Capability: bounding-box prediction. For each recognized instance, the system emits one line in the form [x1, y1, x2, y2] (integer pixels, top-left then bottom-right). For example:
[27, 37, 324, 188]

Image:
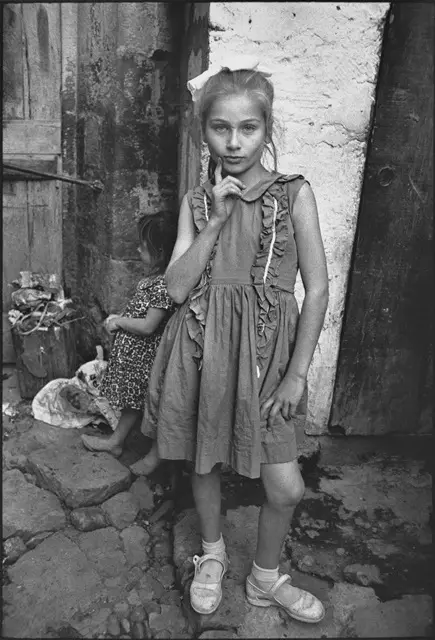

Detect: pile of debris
[8, 272, 82, 335]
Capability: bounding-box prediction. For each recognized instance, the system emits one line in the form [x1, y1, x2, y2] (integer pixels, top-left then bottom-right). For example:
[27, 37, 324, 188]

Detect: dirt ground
[2, 366, 433, 638]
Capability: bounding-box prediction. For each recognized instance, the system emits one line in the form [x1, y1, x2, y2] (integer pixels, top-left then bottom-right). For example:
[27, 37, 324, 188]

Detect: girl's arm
[285, 182, 329, 381]
[261, 182, 328, 424]
[164, 194, 220, 304]
[115, 308, 167, 336]
[166, 162, 245, 304]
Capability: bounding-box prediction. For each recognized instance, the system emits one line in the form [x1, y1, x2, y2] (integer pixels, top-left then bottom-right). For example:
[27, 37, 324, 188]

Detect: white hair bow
[187, 55, 273, 103]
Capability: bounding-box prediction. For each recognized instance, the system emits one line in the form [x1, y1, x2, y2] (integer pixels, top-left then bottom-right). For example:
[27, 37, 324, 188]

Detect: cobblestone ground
[2, 369, 433, 639]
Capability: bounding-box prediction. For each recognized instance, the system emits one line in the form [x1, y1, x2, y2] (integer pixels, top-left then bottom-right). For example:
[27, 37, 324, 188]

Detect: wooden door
[2, 3, 62, 363]
[330, 2, 433, 435]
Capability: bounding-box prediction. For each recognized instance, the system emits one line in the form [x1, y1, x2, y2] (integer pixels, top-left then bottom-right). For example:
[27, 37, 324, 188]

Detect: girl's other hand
[260, 373, 306, 429]
[104, 314, 121, 333]
[210, 157, 246, 225]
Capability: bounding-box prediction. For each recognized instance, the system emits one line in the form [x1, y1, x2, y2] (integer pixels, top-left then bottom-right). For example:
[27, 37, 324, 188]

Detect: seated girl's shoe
[190, 552, 229, 615]
[245, 573, 325, 624]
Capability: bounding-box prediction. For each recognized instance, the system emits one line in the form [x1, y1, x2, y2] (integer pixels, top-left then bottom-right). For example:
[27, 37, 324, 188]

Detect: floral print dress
[99, 275, 174, 411]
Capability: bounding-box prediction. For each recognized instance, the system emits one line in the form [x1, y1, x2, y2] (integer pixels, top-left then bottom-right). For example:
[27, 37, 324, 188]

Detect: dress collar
[202, 172, 284, 203]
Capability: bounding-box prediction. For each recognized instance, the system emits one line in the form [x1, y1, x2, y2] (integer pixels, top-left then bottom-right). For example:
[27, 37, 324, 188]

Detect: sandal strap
[269, 574, 292, 595]
[193, 552, 227, 573]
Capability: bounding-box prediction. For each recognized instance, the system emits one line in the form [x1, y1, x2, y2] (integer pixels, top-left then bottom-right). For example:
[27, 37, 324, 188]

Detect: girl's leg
[247, 460, 324, 622]
[190, 464, 228, 614]
[192, 463, 222, 543]
[256, 460, 304, 570]
[129, 439, 160, 475]
[81, 408, 141, 456]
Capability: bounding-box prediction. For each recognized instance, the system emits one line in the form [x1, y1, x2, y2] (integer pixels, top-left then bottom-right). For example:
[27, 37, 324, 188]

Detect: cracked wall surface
[72, 3, 183, 359]
[207, 2, 390, 433]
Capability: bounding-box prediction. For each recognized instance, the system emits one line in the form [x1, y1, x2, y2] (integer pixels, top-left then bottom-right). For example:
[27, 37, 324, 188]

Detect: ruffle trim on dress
[185, 186, 217, 370]
[185, 175, 304, 372]
[251, 175, 304, 374]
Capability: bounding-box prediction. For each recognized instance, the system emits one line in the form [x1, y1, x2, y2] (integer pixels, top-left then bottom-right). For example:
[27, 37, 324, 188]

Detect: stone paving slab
[3, 532, 103, 638]
[3, 468, 66, 541]
[101, 491, 140, 529]
[27, 445, 132, 508]
[353, 593, 433, 638]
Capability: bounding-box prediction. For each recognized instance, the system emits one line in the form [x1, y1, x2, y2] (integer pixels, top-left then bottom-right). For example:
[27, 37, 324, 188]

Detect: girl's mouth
[224, 156, 244, 164]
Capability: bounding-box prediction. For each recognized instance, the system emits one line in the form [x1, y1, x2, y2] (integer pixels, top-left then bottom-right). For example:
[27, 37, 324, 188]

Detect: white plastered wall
[205, 2, 390, 433]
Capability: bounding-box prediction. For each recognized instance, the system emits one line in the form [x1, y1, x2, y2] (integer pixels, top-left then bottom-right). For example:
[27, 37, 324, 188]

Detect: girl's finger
[224, 186, 242, 198]
[267, 401, 282, 428]
[222, 175, 246, 190]
[260, 396, 274, 418]
[282, 402, 291, 420]
[214, 158, 223, 184]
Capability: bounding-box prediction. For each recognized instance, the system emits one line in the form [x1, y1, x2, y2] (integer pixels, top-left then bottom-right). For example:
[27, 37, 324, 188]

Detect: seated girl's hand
[260, 373, 306, 429]
[104, 314, 121, 333]
[210, 158, 246, 225]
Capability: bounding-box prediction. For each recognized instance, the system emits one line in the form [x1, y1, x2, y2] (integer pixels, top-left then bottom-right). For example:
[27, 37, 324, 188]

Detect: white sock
[202, 534, 225, 557]
[251, 560, 279, 589]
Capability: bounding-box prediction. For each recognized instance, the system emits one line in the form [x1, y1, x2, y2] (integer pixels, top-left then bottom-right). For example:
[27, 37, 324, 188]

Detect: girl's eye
[213, 125, 227, 133]
[243, 125, 257, 133]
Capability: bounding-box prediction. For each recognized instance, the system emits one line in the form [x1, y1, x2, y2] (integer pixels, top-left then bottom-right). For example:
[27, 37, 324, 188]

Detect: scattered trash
[8, 271, 83, 336]
[2, 402, 19, 419]
[31, 347, 120, 430]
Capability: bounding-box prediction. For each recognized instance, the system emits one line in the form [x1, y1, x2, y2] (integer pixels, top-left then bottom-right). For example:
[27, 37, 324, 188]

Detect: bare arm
[284, 181, 329, 381]
[114, 308, 168, 336]
[261, 182, 328, 424]
[165, 195, 223, 304]
[166, 159, 246, 304]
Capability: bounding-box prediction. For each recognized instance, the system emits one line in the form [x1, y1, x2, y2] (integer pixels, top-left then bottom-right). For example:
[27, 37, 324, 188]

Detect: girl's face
[204, 93, 267, 179]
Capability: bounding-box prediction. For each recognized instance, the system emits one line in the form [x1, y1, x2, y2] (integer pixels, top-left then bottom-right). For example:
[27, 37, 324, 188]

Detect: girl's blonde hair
[198, 68, 278, 180]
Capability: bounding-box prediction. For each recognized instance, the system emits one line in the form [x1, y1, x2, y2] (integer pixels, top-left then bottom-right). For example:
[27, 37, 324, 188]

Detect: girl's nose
[227, 129, 241, 150]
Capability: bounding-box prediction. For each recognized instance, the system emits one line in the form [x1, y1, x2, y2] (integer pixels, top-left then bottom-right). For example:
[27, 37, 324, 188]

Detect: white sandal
[190, 552, 229, 615]
[246, 573, 325, 624]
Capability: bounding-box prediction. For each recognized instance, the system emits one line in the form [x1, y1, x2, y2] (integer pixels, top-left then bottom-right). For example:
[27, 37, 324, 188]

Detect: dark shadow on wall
[66, 2, 188, 362]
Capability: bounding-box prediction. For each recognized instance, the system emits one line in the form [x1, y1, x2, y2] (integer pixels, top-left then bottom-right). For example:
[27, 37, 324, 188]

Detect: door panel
[2, 3, 62, 363]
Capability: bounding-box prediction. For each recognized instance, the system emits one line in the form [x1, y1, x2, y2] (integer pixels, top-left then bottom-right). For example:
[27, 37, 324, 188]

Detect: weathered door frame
[330, 2, 433, 435]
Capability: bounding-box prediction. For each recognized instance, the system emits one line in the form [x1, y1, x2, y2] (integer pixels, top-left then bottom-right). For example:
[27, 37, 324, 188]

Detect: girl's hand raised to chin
[210, 157, 246, 225]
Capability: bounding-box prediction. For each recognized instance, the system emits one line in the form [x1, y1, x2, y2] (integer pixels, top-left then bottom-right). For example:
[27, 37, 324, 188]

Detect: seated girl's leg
[129, 439, 160, 475]
[81, 408, 141, 456]
[247, 460, 324, 623]
[190, 464, 228, 614]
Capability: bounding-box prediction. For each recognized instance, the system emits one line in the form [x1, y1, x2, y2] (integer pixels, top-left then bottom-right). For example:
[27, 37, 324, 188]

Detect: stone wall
[206, 2, 390, 432]
[72, 2, 183, 359]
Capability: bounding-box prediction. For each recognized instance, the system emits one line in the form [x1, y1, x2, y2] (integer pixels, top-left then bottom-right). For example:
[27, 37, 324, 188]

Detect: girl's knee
[269, 478, 305, 509]
[262, 461, 305, 509]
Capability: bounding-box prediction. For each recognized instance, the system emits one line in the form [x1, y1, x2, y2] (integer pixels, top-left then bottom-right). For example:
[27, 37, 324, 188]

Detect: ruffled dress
[99, 275, 173, 411]
[142, 173, 308, 479]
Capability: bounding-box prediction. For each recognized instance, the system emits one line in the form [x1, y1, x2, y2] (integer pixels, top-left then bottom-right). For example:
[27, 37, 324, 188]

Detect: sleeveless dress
[142, 173, 308, 479]
[99, 275, 174, 411]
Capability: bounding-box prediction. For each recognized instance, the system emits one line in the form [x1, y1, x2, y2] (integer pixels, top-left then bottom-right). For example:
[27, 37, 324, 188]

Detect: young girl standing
[142, 58, 329, 622]
[81, 212, 176, 465]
